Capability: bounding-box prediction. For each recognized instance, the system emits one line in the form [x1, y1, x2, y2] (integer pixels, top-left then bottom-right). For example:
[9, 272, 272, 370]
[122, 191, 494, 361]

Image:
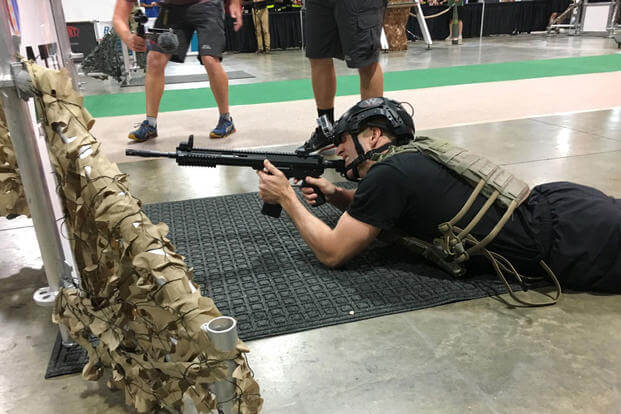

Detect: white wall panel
[61, 0, 118, 22]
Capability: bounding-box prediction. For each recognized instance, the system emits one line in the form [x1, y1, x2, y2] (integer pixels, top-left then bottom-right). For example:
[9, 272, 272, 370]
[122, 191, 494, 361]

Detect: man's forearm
[112, 1, 133, 43]
[330, 187, 356, 211]
[113, 18, 132, 43]
[281, 193, 340, 266]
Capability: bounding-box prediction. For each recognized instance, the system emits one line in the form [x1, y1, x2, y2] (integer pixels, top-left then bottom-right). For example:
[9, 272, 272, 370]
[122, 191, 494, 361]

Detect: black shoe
[295, 126, 332, 155]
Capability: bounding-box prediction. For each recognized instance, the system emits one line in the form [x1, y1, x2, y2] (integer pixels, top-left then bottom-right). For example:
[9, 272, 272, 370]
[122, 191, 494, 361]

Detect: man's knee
[310, 58, 334, 70]
[358, 62, 381, 79]
[147, 51, 169, 72]
[201, 55, 221, 70]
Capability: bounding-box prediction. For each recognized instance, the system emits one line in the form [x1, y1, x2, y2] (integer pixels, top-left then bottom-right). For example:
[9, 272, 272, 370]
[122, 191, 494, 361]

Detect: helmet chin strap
[343, 133, 393, 181]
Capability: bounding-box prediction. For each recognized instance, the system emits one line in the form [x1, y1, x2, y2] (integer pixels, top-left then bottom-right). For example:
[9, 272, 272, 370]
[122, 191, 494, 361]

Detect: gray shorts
[305, 0, 387, 69]
[150, 0, 225, 63]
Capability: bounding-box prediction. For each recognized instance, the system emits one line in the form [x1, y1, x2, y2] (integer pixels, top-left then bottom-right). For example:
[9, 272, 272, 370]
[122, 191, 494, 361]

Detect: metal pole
[0, 2, 76, 345]
[480, 0, 485, 39]
[300, 0, 305, 49]
[202, 317, 239, 414]
[575, 0, 585, 35]
[48, 0, 79, 90]
[120, 42, 133, 86]
[414, 0, 433, 49]
[300, 8, 304, 49]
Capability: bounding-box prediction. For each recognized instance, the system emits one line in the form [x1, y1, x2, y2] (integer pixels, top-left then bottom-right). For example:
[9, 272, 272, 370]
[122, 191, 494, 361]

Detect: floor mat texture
[142, 187, 518, 341]
[45, 334, 98, 379]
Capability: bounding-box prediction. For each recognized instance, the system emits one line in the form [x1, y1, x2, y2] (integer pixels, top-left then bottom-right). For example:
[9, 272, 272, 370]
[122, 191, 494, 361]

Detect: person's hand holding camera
[124, 34, 147, 52]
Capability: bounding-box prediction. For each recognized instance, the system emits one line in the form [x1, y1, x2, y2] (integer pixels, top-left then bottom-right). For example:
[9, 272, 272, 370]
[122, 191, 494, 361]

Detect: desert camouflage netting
[22, 61, 261, 413]
[81, 30, 128, 83]
[0, 103, 29, 217]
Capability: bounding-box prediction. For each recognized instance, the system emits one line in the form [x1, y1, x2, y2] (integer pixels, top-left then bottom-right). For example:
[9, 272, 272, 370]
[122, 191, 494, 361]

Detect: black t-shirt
[348, 152, 546, 271]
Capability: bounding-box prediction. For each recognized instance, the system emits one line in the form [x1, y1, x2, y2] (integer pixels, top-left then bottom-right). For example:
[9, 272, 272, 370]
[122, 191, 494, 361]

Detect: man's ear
[370, 127, 382, 147]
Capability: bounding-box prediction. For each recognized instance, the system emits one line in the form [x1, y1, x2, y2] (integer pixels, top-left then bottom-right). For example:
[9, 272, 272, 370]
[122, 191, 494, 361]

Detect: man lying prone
[257, 98, 621, 297]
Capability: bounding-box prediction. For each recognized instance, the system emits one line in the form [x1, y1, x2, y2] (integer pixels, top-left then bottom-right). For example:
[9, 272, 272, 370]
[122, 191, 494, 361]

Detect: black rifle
[125, 135, 346, 218]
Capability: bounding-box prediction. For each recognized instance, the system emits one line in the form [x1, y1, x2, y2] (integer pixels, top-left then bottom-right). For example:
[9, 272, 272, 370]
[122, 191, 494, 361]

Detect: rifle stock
[125, 135, 345, 218]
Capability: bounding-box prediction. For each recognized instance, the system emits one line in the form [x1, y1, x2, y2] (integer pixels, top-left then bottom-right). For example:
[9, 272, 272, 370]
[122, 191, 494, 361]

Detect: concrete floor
[1, 34, 620, 413]
[79, 34, 620, 96]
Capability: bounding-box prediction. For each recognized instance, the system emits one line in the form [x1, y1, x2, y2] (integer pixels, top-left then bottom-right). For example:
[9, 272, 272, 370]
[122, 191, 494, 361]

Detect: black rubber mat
[45, 333, 97, 379]
[142, 187, 521, 342]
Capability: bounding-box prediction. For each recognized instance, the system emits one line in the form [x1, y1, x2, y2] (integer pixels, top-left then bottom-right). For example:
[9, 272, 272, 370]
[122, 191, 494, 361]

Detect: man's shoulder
[371, 150, 436, 176]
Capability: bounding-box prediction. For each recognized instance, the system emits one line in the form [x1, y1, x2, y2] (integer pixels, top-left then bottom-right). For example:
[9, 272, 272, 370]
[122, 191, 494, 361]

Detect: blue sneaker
[128, 120, 157, 142]
[210, 114, 236, 139]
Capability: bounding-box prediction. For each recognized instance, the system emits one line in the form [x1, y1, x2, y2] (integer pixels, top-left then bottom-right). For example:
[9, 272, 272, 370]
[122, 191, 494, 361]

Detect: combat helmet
[329, 97, 415, 180]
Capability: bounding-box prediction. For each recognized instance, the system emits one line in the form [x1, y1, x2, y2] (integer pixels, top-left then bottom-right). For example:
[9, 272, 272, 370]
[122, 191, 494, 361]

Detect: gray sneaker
[128, 120, 158, 142]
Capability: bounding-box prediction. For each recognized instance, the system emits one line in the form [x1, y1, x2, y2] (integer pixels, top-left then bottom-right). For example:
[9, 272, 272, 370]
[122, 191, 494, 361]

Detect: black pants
[530, 182, 621, 293]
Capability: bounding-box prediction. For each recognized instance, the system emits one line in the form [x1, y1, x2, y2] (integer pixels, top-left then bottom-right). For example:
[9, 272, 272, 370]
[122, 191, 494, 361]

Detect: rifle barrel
[125, 149, 176, 159]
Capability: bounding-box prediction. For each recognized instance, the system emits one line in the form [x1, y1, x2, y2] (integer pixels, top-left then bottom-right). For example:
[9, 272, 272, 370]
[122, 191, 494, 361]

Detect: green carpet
[84, 54, 621, 118]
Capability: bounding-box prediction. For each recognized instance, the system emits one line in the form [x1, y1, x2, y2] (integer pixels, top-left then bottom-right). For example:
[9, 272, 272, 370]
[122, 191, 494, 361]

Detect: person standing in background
[113, 0, 242, 142]
[141, 0, 160, 18]
[252, 0, 270, 53]
[295, 0, 388, 155]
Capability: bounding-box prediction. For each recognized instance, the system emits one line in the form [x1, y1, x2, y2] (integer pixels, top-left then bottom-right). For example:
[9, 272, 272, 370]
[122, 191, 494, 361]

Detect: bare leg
[358, 62, 383, 100]
[310, 58, 336, 110]
[145, 51, 171, 118]
[201, 55, 229, 116]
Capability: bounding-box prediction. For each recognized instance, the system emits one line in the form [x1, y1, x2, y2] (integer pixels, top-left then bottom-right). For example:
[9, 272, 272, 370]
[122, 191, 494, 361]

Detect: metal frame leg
[300, 7, 305, 49]
[414, 0, 433, 49]
[48, 0, 79, 90]
[0, 0, 80, 347]
[480, 1, 485, 39]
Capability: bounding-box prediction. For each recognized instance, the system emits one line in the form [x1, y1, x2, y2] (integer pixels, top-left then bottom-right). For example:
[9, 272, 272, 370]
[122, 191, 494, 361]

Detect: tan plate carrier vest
[373, 137, 561, 306]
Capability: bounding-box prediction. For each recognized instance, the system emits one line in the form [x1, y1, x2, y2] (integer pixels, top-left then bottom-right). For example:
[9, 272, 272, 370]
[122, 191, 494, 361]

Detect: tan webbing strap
[457, 190, 499, 241]
[484, 250, 561, 307]
[446, 178, 486, 227]
[467, 199, 518, 257]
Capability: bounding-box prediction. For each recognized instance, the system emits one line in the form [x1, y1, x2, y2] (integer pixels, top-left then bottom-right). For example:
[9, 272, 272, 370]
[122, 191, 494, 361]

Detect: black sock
[317, 108, 334, 124]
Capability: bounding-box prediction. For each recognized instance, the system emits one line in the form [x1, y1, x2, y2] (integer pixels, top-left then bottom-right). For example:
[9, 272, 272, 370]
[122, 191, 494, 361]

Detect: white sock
[146, 116, 157, 128]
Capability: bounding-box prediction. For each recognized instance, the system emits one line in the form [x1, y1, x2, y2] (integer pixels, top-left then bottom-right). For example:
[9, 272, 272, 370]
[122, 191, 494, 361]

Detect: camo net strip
[0, 103, 29, 218]
[81, 6, 146, 83]
[24, 62, 261, 413]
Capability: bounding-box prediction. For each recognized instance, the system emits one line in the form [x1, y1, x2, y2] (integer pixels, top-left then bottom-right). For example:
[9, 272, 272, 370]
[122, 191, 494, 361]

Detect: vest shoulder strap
[376, 137, 530, 209]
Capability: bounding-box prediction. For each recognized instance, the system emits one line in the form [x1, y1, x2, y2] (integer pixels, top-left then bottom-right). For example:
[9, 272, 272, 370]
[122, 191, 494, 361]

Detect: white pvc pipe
[202, 317, 239, 414]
